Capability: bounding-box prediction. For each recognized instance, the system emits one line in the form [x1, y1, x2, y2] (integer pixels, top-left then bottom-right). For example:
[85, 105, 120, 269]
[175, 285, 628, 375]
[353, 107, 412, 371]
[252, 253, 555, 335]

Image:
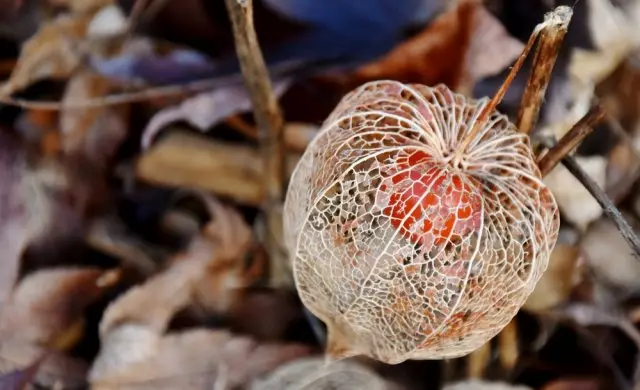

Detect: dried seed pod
[283, 80, 560, 364]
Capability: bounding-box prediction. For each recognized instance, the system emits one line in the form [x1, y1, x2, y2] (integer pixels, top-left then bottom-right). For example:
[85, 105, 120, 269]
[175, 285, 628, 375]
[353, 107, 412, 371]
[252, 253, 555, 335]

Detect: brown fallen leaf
[0, 267, 120, 347]
[0, 267, 119, 389]
[250, 357, 386, 390]
[0, 130, 30, 306]
[524, 243, 583, 312]
[1, 14, 89, 96]
[59, 69, 130, 168]
[135, 130, 299, 206]
[90, 329, 311, 390]
[89, 198, 309, 388]
[141, 79, 293, 150]
[176, 192, 259, 314]
[347, 0, 522, 93]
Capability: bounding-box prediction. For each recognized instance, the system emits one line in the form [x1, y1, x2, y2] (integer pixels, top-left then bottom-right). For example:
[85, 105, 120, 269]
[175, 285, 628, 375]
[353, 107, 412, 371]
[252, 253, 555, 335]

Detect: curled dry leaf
[581, 215, 640, 300]
[1, 14, 88, 96]
[544, 156, 607, 231]
[60, 69, 129, 168]
[136, 130, 299, 206]
[350, 0, 522, 93]
[0, 267, 119, 389]
[141, 80, 292, 150]
[524, 243, 582, 312]
[89, 196, 294, 388]
[0, 267, 120, 347]
[250, 356, 386, 390]
[173, 192, 257, 313]
[90, 329, 311, 390]
[570, 0, 640, 86]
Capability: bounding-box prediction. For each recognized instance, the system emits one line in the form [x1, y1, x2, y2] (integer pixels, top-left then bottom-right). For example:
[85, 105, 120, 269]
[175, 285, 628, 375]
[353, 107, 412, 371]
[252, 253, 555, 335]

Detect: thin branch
[560, 152, 640, 257]
[516, 6, 573, 135]
[537, 104, 605, 176]
[456, 15, 542, 158]
[223, 0, 289, 286]
[456, 5, 571, 159]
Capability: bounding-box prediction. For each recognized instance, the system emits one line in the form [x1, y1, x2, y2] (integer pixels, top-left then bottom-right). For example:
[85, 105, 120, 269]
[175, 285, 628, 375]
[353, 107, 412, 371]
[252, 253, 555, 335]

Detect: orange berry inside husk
[381, 150, 482, 247]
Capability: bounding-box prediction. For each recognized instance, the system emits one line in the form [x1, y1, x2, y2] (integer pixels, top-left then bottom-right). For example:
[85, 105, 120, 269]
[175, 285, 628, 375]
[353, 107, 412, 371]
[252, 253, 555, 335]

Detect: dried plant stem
[224, 0, 289, 287]
[560, 153, 640, 257]
[516, 6, 573, 135]
[537, 104, 605, 176]
[456, 6, 566, 158]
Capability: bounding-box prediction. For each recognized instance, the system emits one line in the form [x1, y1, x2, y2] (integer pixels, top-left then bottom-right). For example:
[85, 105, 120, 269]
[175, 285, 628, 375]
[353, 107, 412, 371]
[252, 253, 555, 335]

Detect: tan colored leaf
[91, 196, 261, 385]
[90, 329, 311, 390]
[60, 69, 129, 168]
[141, 80, 292, 150]
[544, 156, 607, 231]
[524, 244, 582, 312]
[0, 131, 30, 306]
[581, 215, 640, 299]
[135, 130, 299, 206]
[1, 15, 89, 96]
[0, 267, 118, 389]
[0, 267, 120, 346]
[463, 5, 524, 86]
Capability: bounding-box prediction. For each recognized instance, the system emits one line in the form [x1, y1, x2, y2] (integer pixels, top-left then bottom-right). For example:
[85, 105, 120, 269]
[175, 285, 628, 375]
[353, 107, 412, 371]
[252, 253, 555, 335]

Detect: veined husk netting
[283, 80, 560, 364]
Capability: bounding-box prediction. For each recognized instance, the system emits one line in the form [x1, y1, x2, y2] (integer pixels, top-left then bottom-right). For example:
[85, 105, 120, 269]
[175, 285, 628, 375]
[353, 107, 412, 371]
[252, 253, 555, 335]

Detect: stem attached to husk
[455, 6, 573, 164]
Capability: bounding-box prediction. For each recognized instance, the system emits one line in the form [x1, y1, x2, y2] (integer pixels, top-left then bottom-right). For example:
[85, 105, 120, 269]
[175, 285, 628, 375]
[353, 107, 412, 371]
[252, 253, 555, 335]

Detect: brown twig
[223, 0, 289, 286]
[456, 5, 569, 160]
[516, 6, 573, 135]
[555, 149, 640, 257]
[537, 104, 605, 176]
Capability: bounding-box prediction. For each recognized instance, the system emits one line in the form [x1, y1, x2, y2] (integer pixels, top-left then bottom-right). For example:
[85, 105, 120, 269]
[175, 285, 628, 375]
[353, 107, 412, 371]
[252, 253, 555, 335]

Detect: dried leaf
[60, 69, 129, 167]
[176, 193, 255, 313]
[350, 0, 522, 93]
[0, 131, 30, 306]
[570, 0, 640, 85]
[524, 243, 582, 312]
[1, 15, 89, 96]
[91, 196, 263, 385]
[544, 156, 607, 231]
[581, 216, 640, 299]
[90, 329, 311, 390]
[463, 5, 525, 86]
[135, 130, 298, 206]
[250, 357, 386, 390]
[0, 267, 120, 347]
[141, 80, 292, 150]
[0, 267, 117, 389]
